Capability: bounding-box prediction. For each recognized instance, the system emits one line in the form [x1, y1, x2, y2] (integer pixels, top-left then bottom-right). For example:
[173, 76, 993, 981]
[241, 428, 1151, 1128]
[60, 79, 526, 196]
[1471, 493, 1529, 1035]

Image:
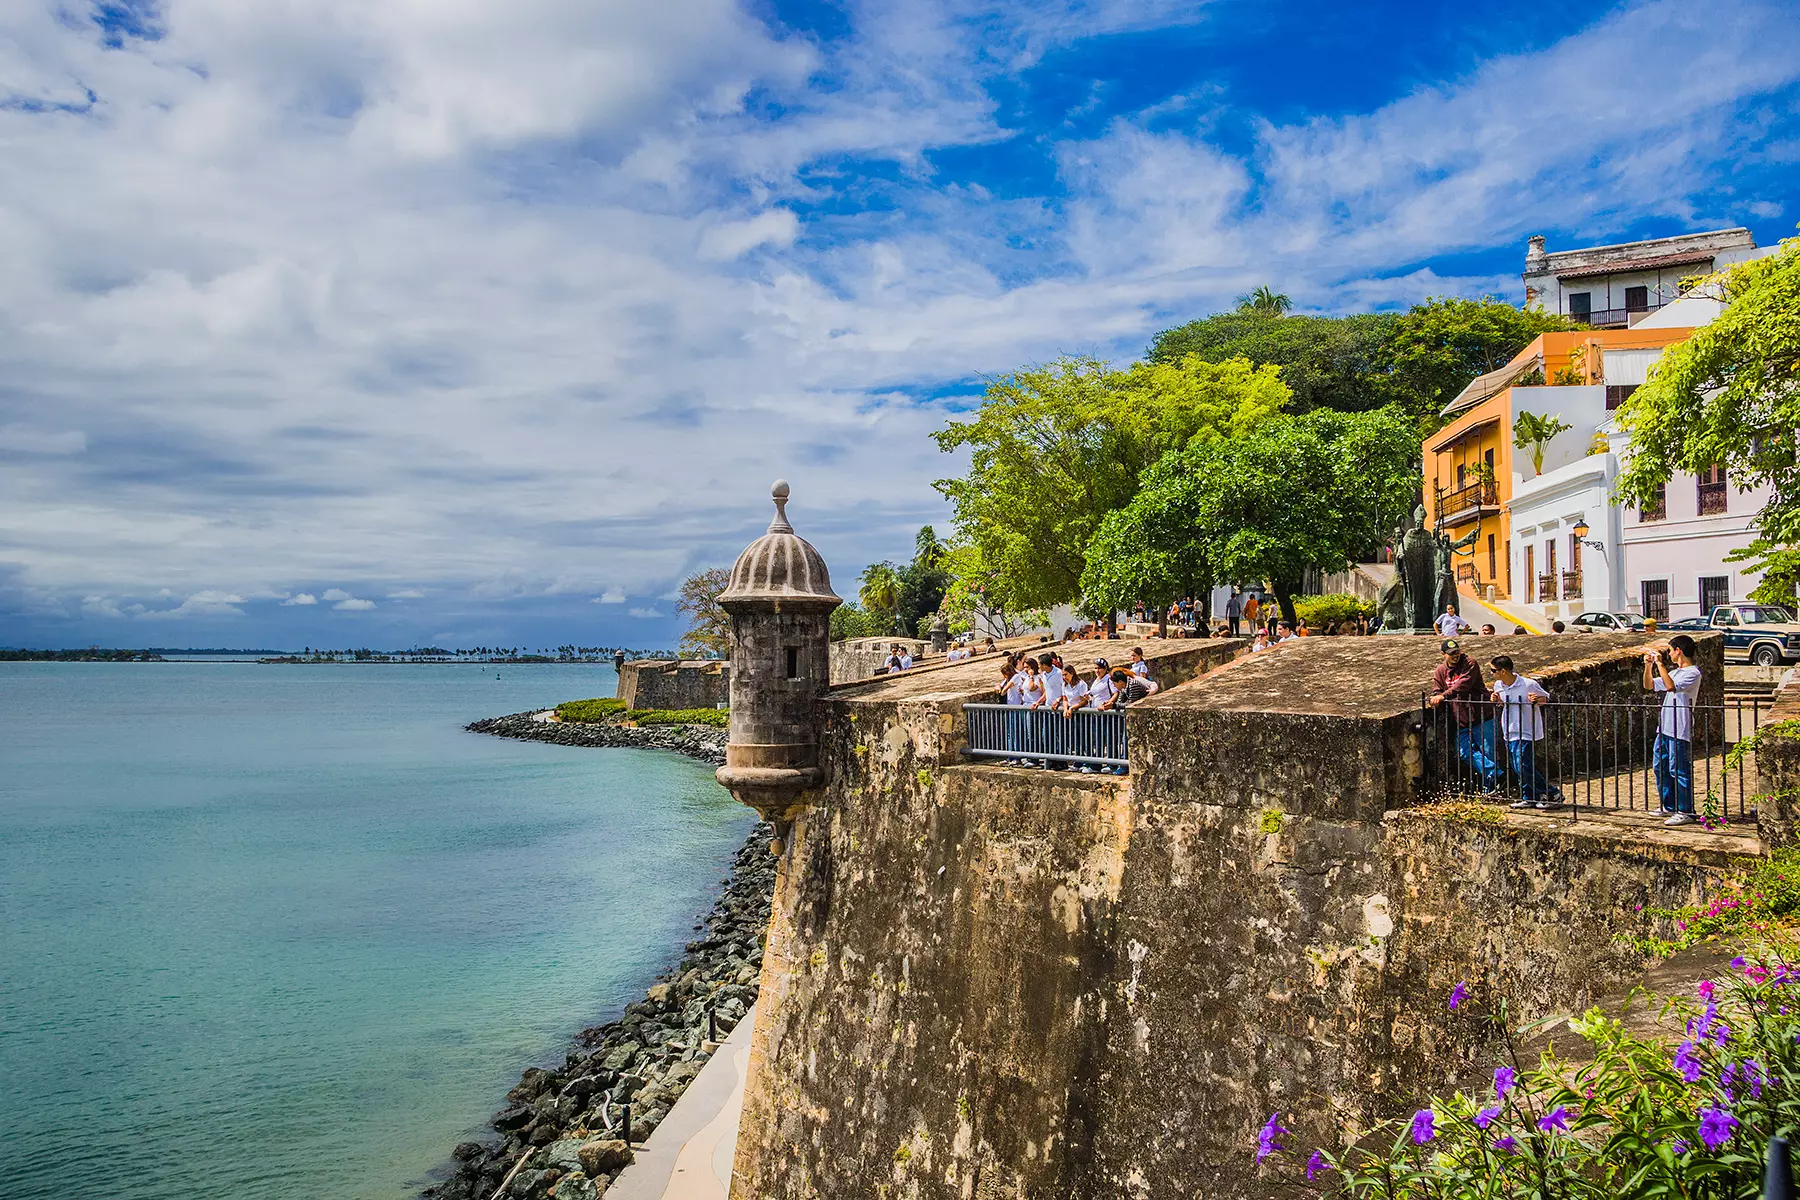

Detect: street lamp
[1572, 517, 1607, 561]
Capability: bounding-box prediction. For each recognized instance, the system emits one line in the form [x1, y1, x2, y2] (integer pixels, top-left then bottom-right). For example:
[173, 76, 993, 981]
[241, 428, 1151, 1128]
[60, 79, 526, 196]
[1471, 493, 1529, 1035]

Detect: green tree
[857, 561, 903, 634]
[1616, 237, 1800, 602]
[1381, 297, 1575, 428]
[895, 525, 952, 634]
[1512, 410, 1573, 475]
[828, 603, 888, 642]
[1080, 456, 1212, 633]
[1237, 285, 1292, 315]
[676, 567, 732, 657]
[939, 539, 1047, 638]
[1148, 310, 1401, 414]
[1106, 408, 1419, 625]
[933, 354, 1288, 613]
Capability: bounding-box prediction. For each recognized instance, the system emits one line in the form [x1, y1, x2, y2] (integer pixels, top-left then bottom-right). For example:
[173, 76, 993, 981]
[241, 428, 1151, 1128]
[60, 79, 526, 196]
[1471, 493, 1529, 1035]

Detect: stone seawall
[428, 713, 754, 1200]
[468, 712, 727, 764]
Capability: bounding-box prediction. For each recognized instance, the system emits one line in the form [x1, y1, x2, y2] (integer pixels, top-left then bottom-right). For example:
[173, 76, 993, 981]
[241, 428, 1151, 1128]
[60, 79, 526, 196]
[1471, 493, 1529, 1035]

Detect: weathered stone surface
[575, 1138, 633, 1176]
[732, 632, 1751, 1200]
[617, 659, 729, 711]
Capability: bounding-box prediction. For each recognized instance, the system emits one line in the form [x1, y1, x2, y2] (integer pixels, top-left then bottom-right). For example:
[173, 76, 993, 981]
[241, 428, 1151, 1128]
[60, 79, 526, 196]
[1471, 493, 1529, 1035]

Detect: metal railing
[1436, 480, 1499, 522]
[1571, 300, 1664, 327]
[1419, 690, 1767, 822]
[1539, 574, 1558, 602]
[1699, 480, 1729, 515]
[962, 703, 1128, 769]
[1561, 569, 1583, 599]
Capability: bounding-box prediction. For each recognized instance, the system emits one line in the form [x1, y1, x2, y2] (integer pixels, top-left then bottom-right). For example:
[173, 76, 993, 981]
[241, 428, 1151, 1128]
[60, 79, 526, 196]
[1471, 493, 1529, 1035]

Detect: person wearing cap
[1428, 638, 1502, 793]
[1086, 658, 1116, 710]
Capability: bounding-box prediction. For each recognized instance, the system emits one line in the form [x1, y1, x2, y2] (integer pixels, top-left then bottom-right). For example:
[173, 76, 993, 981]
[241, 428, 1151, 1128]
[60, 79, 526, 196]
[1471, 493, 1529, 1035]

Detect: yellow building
[1422, 327, 1694, 602]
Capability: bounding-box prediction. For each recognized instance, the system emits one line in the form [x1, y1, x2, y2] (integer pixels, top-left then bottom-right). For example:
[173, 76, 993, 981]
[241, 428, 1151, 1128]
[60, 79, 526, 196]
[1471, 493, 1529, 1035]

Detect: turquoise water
[0, 663, 752, 1200]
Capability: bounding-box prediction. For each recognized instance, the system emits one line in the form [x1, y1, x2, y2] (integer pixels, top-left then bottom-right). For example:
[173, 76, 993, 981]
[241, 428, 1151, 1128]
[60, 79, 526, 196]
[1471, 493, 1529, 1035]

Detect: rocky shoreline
[429, 715, 767, 1200]
[467, 711, 727, 765]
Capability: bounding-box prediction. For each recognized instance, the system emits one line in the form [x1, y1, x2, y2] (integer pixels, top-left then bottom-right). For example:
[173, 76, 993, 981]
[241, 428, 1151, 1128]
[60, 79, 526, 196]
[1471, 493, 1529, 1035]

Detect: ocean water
[0, 662, 752, 1200]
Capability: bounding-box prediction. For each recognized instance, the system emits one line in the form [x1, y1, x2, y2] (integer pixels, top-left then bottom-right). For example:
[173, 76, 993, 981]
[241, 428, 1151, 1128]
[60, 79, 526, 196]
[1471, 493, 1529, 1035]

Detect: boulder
[577, 1138, 634, 1176]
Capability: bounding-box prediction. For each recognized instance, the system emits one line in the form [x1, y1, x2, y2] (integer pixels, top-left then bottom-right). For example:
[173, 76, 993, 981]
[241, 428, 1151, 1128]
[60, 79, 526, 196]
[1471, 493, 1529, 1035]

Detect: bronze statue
[1379, 504, 1481, 633]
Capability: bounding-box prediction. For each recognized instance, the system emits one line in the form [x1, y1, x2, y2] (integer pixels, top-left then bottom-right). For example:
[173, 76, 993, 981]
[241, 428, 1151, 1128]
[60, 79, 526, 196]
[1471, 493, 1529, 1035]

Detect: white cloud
[140, 590, 247, 620]
[334, 597, 376, 611]
[628, 606, 665, 619]
[0, 0, 1795, 647]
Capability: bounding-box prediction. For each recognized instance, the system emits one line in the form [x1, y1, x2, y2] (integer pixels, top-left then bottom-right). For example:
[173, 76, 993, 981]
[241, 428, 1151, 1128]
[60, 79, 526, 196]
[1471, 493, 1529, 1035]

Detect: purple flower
[1673, 1041, 1703, 1083]
[1698, 979, 1716, 1001]
[1305, 1151, 1327, 1181]
[1698, 1104, 1739, 1150]
[1537, 1107, 1571, 1134]
[1742, 1059, 1766, 1100]
[1672, 1138, 1690, 1155]
[1255, 1113, 1287, 1164]
[1690, 1002, 1720, 1039]
[1494, 1066, 1517, 1099]
[1731, 955, 1748, 970]
[1493, 1135, 1519, 1155]
[1411, 1109, 1437, 1144]
[1475, 1105, 1502, 1129]
[1448, 982, 1469, 1011]
[1711, 1021, 1732, 1047]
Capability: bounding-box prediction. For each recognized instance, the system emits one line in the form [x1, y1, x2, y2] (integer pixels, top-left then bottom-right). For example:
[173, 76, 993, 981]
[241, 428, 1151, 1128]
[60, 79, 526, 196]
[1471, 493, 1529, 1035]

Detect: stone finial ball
[772, 479, 790, 500]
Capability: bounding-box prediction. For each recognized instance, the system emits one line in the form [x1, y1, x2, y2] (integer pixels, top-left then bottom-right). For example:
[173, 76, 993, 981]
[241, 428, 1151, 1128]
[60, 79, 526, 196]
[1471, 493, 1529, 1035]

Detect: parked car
[1706, 604, 1800, 666]
[1659, 616, 1713, 632]
[1570, 611, 1647, 632]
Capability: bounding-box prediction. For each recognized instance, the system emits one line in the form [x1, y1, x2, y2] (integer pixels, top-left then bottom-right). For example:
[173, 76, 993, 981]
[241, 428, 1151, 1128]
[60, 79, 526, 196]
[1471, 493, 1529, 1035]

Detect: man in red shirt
[1428, 638, 1501, 793]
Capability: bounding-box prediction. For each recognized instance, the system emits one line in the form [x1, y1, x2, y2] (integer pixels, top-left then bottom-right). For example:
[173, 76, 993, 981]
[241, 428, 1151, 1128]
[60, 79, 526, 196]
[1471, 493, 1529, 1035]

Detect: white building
[1505, 281, 1772, 623]
[1523, 227, 1765, 328]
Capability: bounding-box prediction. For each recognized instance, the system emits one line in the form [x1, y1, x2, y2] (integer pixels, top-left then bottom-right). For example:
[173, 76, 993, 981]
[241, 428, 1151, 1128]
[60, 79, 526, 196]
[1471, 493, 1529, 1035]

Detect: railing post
[1766, 1134, 1794, 1200]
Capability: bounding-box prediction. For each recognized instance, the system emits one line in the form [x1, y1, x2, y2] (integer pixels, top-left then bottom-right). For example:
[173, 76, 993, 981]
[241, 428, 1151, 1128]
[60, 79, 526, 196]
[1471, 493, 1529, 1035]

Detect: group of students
[995, 646, 1158, 774]
[1428, 634, 1705, 825]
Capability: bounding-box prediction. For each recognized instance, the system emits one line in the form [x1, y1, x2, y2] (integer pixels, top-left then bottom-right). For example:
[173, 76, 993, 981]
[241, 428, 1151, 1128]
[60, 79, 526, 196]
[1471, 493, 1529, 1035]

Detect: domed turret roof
[718, 481, 842, 608]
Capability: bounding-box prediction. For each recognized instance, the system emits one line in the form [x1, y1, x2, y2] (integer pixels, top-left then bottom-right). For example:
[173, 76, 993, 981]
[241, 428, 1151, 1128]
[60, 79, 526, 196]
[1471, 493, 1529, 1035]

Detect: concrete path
[606, 1003, 757, 1200]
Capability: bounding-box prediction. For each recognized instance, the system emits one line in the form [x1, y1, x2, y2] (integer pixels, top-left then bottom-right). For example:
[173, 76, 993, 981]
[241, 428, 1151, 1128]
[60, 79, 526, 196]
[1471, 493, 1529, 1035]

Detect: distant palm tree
[858, 562, 903, 634]
[1236, 285, 1292, 316]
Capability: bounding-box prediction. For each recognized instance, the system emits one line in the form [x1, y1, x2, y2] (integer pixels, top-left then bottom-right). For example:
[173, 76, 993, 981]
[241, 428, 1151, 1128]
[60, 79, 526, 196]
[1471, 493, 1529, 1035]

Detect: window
[1457, 462, 1466, 489]
[1568, 292, 1592, 320]
[1641, 580, 1669, 621]
[1569, 532, 1582, 573]
[1638, 483, 1666, 522]
[1605, 384, 1638, 411]
[1698, 465, 1728, 515]
[1487, 533, 1496, 580]
[1625, 285, 1649, 312]
[785, 646, 800, 679]
[1700, 576, 1733, 613]
[1523, 545, 1534, 601]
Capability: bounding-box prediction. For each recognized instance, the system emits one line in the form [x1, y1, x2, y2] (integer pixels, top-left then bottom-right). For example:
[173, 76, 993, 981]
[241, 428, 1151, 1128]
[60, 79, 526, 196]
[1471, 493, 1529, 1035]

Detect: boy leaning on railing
[1488, 655, 1564, 811]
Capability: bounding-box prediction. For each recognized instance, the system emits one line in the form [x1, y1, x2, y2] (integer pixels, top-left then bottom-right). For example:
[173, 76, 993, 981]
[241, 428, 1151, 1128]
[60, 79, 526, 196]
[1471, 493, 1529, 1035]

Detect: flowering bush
[1257, 953, 1800, 1197]
[1627, 849, 1800, 958]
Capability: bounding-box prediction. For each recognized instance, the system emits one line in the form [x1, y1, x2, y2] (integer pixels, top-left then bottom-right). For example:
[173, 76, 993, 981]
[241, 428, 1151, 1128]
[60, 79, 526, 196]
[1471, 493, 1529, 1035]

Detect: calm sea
[0, 662, 752, 1200]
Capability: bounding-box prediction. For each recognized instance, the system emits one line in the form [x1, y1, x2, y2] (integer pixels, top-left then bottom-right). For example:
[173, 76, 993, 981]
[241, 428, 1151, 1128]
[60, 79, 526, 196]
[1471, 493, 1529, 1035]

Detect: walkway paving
[605, 1003, 757, 1200]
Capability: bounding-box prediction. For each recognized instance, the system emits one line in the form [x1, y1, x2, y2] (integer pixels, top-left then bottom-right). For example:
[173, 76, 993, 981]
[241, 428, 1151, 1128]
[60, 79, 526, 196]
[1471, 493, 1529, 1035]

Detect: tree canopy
[1087, 407, 1419, 625]
[1146, 298, 1572, 429]
[932, 354, 1288, 612]
[676, 567, 732, 657]
[1615, 238, 1800, 602]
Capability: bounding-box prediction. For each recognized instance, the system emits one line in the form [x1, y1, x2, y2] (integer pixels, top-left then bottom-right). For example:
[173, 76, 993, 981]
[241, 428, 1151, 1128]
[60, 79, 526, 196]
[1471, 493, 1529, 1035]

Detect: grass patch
[630, 708, 729, 729]
[1413, 800, 1506, 826]
[555, 697, 625, 722]
[1257, 808, 1285, 834]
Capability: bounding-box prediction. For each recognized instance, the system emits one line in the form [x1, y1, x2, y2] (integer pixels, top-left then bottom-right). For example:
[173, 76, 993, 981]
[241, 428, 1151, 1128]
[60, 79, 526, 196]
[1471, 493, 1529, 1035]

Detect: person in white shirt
[1128, 647, 1151, 678]
[1646, 635, 1703, 825]
[1086, 659, 1116, 710]
[1276, 621, 1299, 642]
[898, 647, 914, 669]
[999, 655, 1028, 765]
[1488, 655, 1561, 810]
[1057, 665, 1089, 715]
[1251, 630, 1271, 653]
[1037, 655, 1064, 708]
[1435, 605, 1469, 638]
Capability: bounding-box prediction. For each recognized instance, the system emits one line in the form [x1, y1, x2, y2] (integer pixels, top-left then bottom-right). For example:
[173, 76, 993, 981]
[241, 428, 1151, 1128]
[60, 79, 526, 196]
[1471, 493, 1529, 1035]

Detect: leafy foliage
[829, 602, 889, 642]
[554, 697, 626, 722]
[896, 526, 952, 636]
[676, 567, 732, 657]
[933, 354, 1288, 611]
[1148, 311, 1401, 415]
[1615, 238, 1800, 603]
[1625, 846, 1800, 958]
[857, 561, 902, 634]
[1381, 297, 1575, 427]
[1513, 410, 1574, 475]
[630, 708, 729, 728]
[1293, 593, 1374, 628]
[1237, 284, 1293, 315]
[1265, 959, 1800, 1199]
[939, 539, 1048, 637]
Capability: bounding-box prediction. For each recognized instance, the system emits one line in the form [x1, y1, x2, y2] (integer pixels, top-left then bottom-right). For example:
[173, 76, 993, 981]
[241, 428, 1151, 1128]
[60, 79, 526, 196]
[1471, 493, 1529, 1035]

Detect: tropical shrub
[1256, 953, 1800, 1197]
[1295, 593, 1374, 629]
[1628, 848, 1800, 958]
[555, 697, 626, 722]
[630, 708, 729, 728]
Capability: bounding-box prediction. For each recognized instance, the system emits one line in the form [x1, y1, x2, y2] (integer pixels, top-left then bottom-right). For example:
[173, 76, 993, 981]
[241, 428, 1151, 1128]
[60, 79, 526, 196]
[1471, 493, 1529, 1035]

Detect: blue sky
[1, 0, 1797, 650]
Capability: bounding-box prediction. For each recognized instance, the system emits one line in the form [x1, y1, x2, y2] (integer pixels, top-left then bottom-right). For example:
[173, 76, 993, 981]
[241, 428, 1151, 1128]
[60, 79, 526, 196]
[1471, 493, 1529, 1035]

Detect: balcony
[1435, 480, 1500, 528]
[1698, 480, 1728, 516]
[1562, 570, 1583, 600]
[1571, 300, 1665, 328]
[1539, 575, 1558, 602]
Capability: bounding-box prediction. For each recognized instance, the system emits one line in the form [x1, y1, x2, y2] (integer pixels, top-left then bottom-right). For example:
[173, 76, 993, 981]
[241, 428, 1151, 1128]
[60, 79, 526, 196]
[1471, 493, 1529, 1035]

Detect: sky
[2, 0, 1798, 650]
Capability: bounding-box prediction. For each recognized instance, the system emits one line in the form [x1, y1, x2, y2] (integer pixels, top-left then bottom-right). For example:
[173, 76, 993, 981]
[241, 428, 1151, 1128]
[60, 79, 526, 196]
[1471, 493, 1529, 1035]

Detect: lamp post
[1572, 518, 1607, 562]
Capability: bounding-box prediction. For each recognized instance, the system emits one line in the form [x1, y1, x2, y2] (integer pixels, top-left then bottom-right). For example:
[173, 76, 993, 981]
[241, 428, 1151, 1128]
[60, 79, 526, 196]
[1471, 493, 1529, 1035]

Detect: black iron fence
[962, 703, 1128, 770]
[1419, 691, 1768, 822]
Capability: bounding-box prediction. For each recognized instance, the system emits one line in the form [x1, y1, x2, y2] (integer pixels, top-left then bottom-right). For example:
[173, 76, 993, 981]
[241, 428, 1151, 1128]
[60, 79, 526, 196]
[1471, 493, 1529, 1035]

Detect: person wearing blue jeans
[1429, 639, 1502, 793]
[1488, 655, 1562, 810]
[1646, 635, 1703, 827]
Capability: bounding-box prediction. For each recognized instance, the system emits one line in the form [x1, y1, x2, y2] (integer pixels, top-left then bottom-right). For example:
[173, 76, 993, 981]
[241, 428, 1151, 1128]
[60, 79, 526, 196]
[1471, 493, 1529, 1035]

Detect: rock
[577, 1138, 634, 1176]
[550, 1174, 600, 1200]
[645, 982, 672, 1004]
[535, 1139, 586, 1174]
[452, 1142, 485, 1162]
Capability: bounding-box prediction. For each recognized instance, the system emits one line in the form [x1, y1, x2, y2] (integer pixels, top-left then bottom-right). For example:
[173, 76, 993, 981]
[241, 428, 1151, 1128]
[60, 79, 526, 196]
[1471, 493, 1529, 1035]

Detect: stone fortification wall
[732, 633, 1750, 1200]
[828, 637, 926, 685]
[617, 659, 728, 711]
